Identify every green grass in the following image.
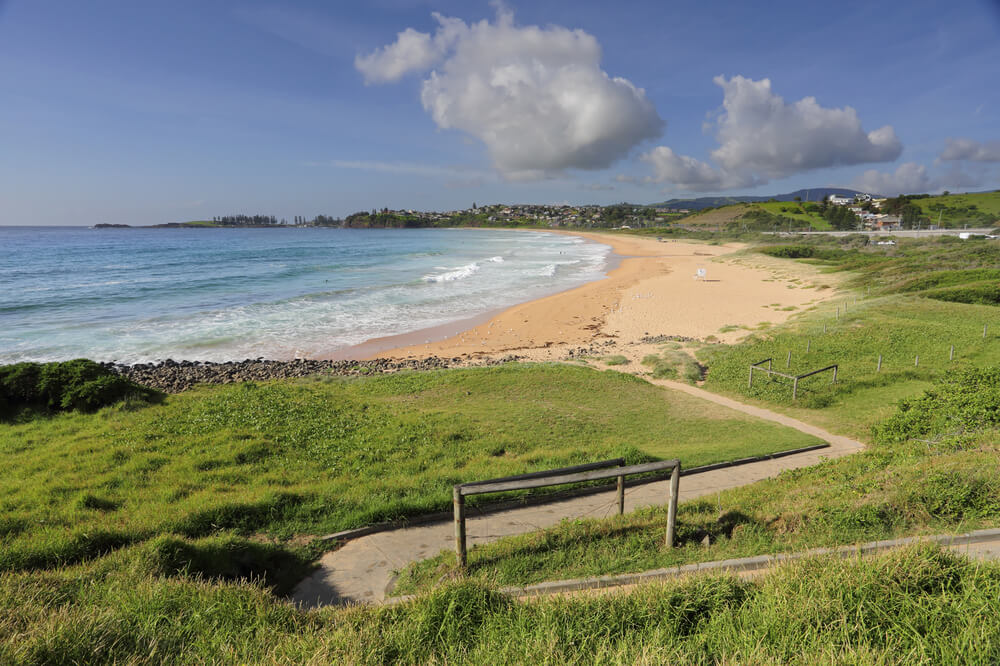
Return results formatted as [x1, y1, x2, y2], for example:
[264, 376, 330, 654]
[698, 296, 1000, 438]
[641, 350, 704, 383]
[0, 363, 820, 576]
[701, 238, 1000, 439]
[602, 354, 629, 366]
[752, 200, 831, 229]
[910, 191, 1000, 227]
[394, 366, 1000, 594]
[2, 546, 997, 663]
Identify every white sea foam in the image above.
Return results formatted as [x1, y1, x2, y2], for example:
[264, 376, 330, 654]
[422, 261, 481, 282]
[1, 227, 613, 364]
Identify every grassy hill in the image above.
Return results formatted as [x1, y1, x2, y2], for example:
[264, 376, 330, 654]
[909, 191, 1000, 227]
[0, 364, 819, 578]
[677, 204, 751, 229]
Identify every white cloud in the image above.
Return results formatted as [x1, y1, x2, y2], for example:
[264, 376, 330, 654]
[355, 28, 441, 84]
[851, 162, 931, 196]
[642, 76, 902, 191]
[939, 138, 1000, 162]
[356, 9, 663, 179]
[709, 76, 901, 177]
[640, 146, 755, 192]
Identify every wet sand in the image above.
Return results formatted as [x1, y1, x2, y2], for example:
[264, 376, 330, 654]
[327, 231, 839, 365]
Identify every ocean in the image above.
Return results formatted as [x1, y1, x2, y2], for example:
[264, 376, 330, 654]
[0, 226, 611, 364]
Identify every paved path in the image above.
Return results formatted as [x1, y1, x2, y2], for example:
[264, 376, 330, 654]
[292, 382, 864, 608]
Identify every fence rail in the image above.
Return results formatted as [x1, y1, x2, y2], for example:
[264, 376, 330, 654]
[748, 358, 838, 400]
[453, 458, 681, 568]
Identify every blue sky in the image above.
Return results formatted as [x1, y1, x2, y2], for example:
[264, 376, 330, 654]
[2, 0, 999, 225]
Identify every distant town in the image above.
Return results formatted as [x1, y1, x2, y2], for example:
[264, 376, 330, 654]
[95, 189, 1000, 232]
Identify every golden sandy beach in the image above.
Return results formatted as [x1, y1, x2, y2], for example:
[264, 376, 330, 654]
[338, 231, 840, 365]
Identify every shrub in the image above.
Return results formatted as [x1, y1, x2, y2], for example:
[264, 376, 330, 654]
[0, 360, 161, 418]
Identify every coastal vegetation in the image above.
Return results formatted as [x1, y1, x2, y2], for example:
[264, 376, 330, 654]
[5, 231, 1000, 661]
[2, 544, 997, 663]
[0, 359, 160, 421]
[0, 363, 818, 579]
[395, 237, 1000, 595]
[394, 364, 1000, 593]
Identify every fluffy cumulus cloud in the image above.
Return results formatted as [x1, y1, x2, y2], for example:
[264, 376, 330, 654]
[939, 138, 1000, 162]
[852, 161, 986, 197]
[355, 10, 663, 179]
[641, 147, 755, 191]
[851, 163, 931, 196]
[643, 76, 902, 191]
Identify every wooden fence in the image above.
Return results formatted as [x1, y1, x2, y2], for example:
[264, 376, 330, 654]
[452, 458, 681, 568]
[748, 357, 838, 400]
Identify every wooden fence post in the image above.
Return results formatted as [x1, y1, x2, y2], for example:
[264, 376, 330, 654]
[453, 487, 466, 569]
[806, 339, 811, 352]
[617, 464, 625, 516]
[786, 350, 791, 368]
[915, 355, 919, 367]
[877, 355, 882, 372]
[748, 366, 754, 389]
[984, 324, 988, 339]
[832, 365, 838, 383]
[665, 463, 680, 548]
[792, 377, 799, 400]
[950, 345, 955, 361]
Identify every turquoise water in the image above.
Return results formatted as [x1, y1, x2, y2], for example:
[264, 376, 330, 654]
[0, 227, 610, 363]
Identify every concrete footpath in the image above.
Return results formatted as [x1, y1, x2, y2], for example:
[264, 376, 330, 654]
[292, 382, 864, 608]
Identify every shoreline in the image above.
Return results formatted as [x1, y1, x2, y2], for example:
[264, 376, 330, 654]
[325, 229, 625, 361]
[353, 230, 841, 366]
[106, 229, 843, 389]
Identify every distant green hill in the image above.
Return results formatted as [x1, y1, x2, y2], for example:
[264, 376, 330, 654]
[650, 188, 866, 211]
[908, 191, 1000, 227]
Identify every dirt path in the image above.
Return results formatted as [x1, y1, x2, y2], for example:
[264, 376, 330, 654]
[292, 381, 864, 608]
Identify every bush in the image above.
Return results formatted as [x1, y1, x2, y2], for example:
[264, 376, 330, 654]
[872, 366, 1000, 447]
[0, 360, 160, 418]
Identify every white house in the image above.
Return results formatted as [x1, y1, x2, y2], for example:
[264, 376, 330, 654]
[828, 195, 853, 206]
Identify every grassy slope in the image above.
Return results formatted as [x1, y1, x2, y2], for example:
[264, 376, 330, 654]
[0, 364, 820, 574]
[679, 204, 751, 228]
[910, 191, 1000, 227]
[395, 239, 1000, 592]
[2, 546, 997, 663]
[396, 363, 1000, 594]
[752, 200, 831, 229]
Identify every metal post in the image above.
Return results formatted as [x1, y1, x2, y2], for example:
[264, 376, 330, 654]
[453, 486, 466, 569]
[792, 377, 799, 400]
[665, 463, 680, 548]
[877, 355, 882, 372]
